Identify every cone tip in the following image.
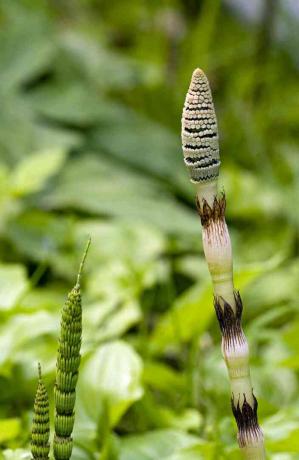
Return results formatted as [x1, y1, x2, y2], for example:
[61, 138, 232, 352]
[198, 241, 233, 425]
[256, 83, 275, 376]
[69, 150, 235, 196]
[38, 362, 42, 379]
[192, 68, 206, 79]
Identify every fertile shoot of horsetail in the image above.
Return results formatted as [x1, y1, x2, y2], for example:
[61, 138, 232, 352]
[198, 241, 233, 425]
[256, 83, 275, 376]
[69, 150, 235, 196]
[31, 363, 50, 460]
[181, 69, 265, 459]
[53, 238, 91, 460]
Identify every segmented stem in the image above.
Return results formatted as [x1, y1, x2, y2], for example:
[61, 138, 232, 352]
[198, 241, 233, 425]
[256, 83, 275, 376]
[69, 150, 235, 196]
[181, 69, 265, 458]
[53, 238, 90, 460]
[31, 363, 50, 460]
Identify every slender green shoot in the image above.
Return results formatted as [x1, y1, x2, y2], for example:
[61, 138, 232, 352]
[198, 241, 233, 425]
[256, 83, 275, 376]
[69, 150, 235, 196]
[31, 363, 50, 460]
[53, 238, 91, 460]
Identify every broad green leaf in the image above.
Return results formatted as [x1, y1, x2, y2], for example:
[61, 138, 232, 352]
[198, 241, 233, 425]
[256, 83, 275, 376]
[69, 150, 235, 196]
[60, 32, 143, 90]
[19, 286, 65, 312]
[28, 82, 126, 126]
[0, 7, 54, 91]
[83, 299, 141, 345]
[92, 113, 189, 195]
[32, 124, 82, 152]
[0, 311, 58, 368]
[75, 220, 166, 265]
[232, 223, 294, 265]
[86, 259, 166, 305]
[119, 429, 201, 460]
[149, 282, 213, 353]
[0, 94, 79, 164]
[234, 258, 281, 291]
[40, 155, 199, 234]
[223, 168, 283, 219]
[0, 93, 35, 163]
[143, 361, 185, 392]
[10, 148, 67, 196]
[264, 409, 299, 452]
[174, 256, 209, 281]
[243, 260, 299, 314]
[8, 210, 75, 277]
[78, 341, 143, 427]
[0, 264, 28, 311]
[151, 406, 202, 432]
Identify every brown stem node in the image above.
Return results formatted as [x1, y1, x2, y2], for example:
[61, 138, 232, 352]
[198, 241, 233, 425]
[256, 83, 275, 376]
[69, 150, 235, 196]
[231, 391, 263, 448]
[196, 192, 226, 227]
[214, 291, 245, 350]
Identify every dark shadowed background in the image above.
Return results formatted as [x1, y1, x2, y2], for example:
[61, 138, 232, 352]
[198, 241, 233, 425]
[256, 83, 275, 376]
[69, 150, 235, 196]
[0, 0, 299, 458]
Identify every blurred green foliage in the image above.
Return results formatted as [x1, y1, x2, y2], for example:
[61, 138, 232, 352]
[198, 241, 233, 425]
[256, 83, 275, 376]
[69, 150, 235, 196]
[0, 1, 298, 459]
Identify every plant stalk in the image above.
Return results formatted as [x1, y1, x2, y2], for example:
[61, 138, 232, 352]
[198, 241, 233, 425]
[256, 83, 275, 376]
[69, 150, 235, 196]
[181, 68, 265, 458]
[53, 238, 91, 460]
[31, 363, 50, 460]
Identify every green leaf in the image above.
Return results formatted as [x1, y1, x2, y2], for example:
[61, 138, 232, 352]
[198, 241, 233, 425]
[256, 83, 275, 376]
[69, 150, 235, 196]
[28, 82, 126, 126]
[10, 148, 67, 196]
[119, 429, 201, 460]
[83, 299, 141, 344]
[143, 361, 185, 393]
[243, 260, 299, 314]
[0, 93, 35, 163]
[8, 210, 75, 276]
[150, 282, 213, 353]
[75, 220, 166, 265]
[92, 112, 189, 195]
[0, 311, 58, 368]
[0, 7, 54, 91]
[154, 407, 202, 432]
[0, 94, 79, 164]
[60, 32, 143, 90]
[41, 155, 199, 234]
[264, 408, 299, 452]
[78, 341, 143, 427]
[223, 168, 283, 220]
[0, 264, 28, 311]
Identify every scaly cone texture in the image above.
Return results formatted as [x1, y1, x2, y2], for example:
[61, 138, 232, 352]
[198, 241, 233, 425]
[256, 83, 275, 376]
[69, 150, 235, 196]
[54, 238, 91, 460]
[181, 68, 220, 183]
[31, 363, 50, 460]
[182, 69, 265, 459]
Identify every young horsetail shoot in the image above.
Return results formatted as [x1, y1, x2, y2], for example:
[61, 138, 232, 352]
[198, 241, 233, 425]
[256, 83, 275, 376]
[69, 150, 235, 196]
[181, 69, 265, 459]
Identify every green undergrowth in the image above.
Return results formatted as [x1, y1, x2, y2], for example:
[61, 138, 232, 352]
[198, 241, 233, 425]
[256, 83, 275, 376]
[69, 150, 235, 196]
[0, 1, 299, 459]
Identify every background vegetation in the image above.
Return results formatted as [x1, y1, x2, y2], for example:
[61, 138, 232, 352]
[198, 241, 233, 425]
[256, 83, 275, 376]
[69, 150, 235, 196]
[0, 1, 298, 458]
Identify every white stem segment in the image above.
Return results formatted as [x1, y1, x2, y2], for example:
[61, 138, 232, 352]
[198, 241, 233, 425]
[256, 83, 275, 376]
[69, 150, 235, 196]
[196, 183, 235, 308]
[197, 189, 265, 458]
[196, 180, 218, 206]
[202, 213, 235, 308]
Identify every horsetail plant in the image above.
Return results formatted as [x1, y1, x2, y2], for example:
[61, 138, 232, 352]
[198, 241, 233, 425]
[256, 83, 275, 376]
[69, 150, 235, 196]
[31, 363, 50, 460]
[54, 238, 91, 460]
[181, 69, 265, 458]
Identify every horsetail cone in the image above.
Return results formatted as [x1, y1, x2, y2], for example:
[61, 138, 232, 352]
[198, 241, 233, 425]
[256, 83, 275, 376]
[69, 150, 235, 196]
[54, 238, 91, 460]
[181, 70, 265, 458]
[31, 363, 50, 460]
[181, 68, 220, 184]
